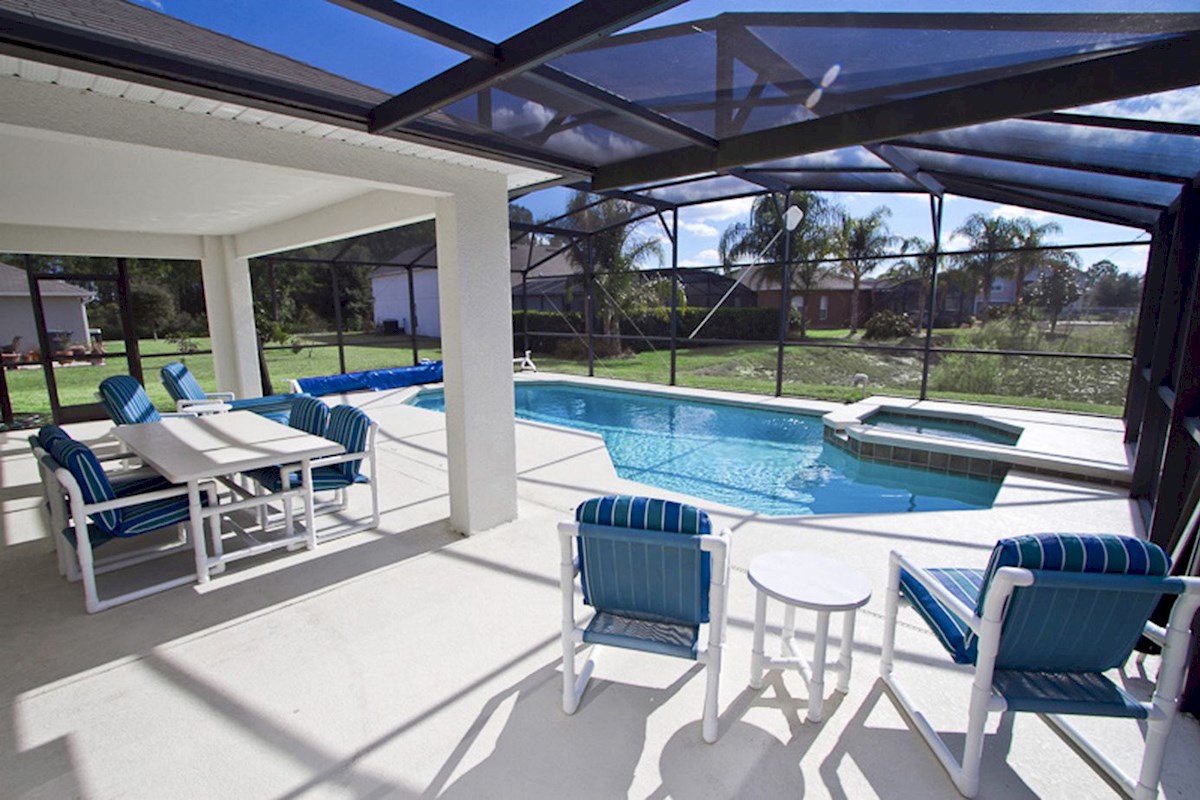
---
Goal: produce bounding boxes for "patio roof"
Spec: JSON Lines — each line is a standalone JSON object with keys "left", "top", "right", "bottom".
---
{"left": 2, "top": 1, "right": 1197, "bottom": 229}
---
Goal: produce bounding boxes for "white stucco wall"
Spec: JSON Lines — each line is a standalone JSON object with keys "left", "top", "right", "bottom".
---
{"left": 0, "top": 295, "right": 90, "bottom": 353}
{"left": 371, "top": 269, "right": 440, "bottom": 337}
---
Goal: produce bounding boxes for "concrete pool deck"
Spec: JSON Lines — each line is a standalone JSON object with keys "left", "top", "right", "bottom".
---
{"left": 1, "top": 379, "right": 1195, "bottom": 799}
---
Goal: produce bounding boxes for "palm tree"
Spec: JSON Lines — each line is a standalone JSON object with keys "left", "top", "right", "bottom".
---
{"left": 953, "top": 213, "right": 1018, "bottom": 322}
{"left": 1008, "top": 217, "right": 1063, "bottom": 306}
{"left": 561, "top": 195, "right": 663, "bottom": 354}
{"left": 834, "top": 206, "right": 895, "bottom": 334}
{"left": 882, "top": 236, "right": 937, "bottom": 331}
{"left": 718, "top": 193, "right": 838, "bottom": 336}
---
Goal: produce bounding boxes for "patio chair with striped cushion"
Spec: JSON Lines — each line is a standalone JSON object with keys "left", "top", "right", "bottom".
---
{"left": 98, "top": 375, "right": 163, "bottom": 424}
{"left": 241, "top": 404, "right": 379, "bottom": 541}
{"left": 30, "top": 425, "right": 174, "bottom": 581}
{"left": 557, "top": 495, "right": 732, "bottom": 743}
{"left": 160, "top": 361, "right": 307, "bottom": 424}
{"left": 47, "top": 437, "right": 220, "bottom": 613}
{"left": 881, "top": 533, "right": 1200, "bottom": 799}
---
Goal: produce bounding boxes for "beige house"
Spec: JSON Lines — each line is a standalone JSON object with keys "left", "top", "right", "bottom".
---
{"left": 0, "top": 260, "right": 94, "bottom": 353}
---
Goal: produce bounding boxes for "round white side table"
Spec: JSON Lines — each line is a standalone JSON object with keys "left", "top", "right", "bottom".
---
{"left": 748, "top": 550, "right": 872, "bottom": 723}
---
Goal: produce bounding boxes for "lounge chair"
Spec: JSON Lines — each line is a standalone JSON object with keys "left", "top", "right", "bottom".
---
{"left": 881, "top": 533, "right": 1200, "bottom": 799}
{"left": 160, "top": 361, "right": 307, "bottom": 424}
{"left": 557, "top": 495, "right": 731, "bottom": 743}
{"left": 45, "top": 436, "right": 219, "bottom": 612}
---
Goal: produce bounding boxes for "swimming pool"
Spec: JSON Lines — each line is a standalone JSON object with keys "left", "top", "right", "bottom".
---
{"left": 409, "top": 383, "right": 1001, "bottom": 516}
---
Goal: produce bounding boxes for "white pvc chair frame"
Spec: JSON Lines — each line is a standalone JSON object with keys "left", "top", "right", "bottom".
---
{"left": 557, "top": 520, "right": 731, "bottom": 744}
{"left": 175, "top": 390, "right": 235, "bottom": 412}
{"left": 880, "top": 549, "right": 1200, "bottom": 800}
{"left": 255, "top": 421, "right": 380, "bottom": 543}
{"left": 30, "top": 440, "right": 181, "bottom": 582}
{"left": 52, "top": 464, "right": 221, "bottom": 613}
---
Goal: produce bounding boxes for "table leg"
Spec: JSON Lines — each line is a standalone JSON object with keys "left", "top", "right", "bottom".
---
{"left": 809, "top": 610, "right": 831, "bottom": 723}
{"left": 301, "top": 458, "right": 317, "bottom": 550}
{"left": 837, "top": 609, "right": 857, "bottom": 694}
{"left": 750, "top": 590, "right": 768, "bottom": 690}
{"left": 188, "top": 481, "right": 209, "bottom": 584}
{"left": 782, "top": 603, "right": 796, "bottom": 656}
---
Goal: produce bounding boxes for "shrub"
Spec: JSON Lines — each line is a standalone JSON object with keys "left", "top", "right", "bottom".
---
{"left": 931, "top": 353, "right": 1002, "bottom": 394}
{"left": 862, "top": 310, "right": 915, "bottom": 340}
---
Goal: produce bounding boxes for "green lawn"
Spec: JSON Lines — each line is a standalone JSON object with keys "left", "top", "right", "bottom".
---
{"left": 3, "top": 333, "right": 440, "bottom": 418}
{"left": 3, "top": 321, "right": 1130, "bottom": 425}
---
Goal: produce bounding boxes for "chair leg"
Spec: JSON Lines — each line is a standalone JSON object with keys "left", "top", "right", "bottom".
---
{"left": 703, "top": 641, "right": 722, "bottom": 743}
{"left": 562, "top": 639, "right": 596, "bottom": 715}
{"left": 74, "top": 521, "right": 101, "bottom": 614}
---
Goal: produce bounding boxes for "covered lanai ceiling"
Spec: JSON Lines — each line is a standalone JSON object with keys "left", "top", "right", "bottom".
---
{"left": 1, "top": 1, "right": 1198, "bottom": 230}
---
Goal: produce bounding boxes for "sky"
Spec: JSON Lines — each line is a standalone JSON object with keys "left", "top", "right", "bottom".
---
{"left": 131, "top": 0, "right": 1192, "bottom": 274}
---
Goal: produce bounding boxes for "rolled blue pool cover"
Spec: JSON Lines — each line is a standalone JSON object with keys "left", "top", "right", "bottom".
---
{"left": 295, "top": 361, "right": 443, "bottom": 397}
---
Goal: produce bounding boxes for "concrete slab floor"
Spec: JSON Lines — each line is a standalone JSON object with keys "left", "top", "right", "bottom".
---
{"left": 1, "top": 386, "right": 1196, "bottom": 799}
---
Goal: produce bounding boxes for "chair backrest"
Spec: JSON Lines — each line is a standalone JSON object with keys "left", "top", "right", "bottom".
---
{"left": 976, "top": 533, "right": 1172, "bottom": 671}
{"left": 49, "top": 437, "right": 121, "bottom": 536}
{"left": 574, "top": 495, "right": 713, "bottom": 625}
{"left": 160, "top": 361, "right": 206, "bottom": 402}
{"left": 290, "top": 396, "right": 331, "bottom": 437}
{"left": 98, "top": 375, "right": 162, "bottom": 424}
{"left": 37, "top": 424, "right": 72, "bottom": 451}
{"left": 326, "top": 405, "right": 372, "bottom": 480}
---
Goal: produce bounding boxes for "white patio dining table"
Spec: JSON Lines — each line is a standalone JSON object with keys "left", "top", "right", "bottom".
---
{"left": 110, "top": 410, "right": 344, "bottom": 583}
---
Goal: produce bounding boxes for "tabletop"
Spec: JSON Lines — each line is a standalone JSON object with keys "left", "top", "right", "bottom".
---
{"left": 111, "top": 410, "right": 344, "bottom": 484}
{"left": 748, "top": 551, "right": 872, "bottom": 611}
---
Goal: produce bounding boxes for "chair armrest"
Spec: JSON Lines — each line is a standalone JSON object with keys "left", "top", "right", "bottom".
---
{"left": 69, "top": 481, "right": 193, "bottom": 514}
{"left": 891, "top": 551, "right": 985, "bottom": 636}
{"left": 175, "top": 396, "right": 232, "bottom": 411}
{"left": 309, "top": 450, "right": 365, "bottom": 470}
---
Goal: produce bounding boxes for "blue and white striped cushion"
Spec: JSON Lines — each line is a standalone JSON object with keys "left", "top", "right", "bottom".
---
{"left": 900, "top": 567, "right": 984, "bottom": 665}
{"left": 289, "top": 396, "right": 330, "bottom": 437}
{"left": 975, "top": 533, "right": 1170, "bottom": 616}
{"left": 242, "top": 465, "right": 365, "bottom": 493}
{"left": 327, "top": 405, "right": 371, "bottom": 481}
{"left": 50, "top": 438, "right": 121, "bottom": 536}
{"left": 37, "top": 424, "right": 71, "bottom": 450}
{"left": 98, "top": 376, "right": 162, "bottom": 425}
{"left": 575, "top": 495, "right": 711, "bottom": 535}
{"left": 118, "top": 495, "right": 194, "bottom": 536}
{"left": 160, "top": 362, "right": 207, "bottom": 402}
{"left": 111, "top": 472, "right": 173, "bottom": 497}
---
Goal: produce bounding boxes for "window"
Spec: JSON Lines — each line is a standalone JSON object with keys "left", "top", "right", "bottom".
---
{"left": 819, "top": 295, "right": 829, "bottom": 321}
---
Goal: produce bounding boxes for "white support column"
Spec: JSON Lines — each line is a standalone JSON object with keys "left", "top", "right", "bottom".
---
{"left": 200, "top": 235, "right": 261, "bottom": 399}
{"left": 435, "top": 175, "right": 518, "bottom": 534}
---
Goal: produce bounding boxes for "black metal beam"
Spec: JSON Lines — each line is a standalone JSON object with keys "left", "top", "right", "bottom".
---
{"left": 890, "top": 138, "right": 1193, "bottom": 185}
{"left": 329, "top": 1, "right": 499, "bottom": 61}
{"left": 923, "top": 169, "right": 1173, "bottom": 212}
{"left": 528, "top": 66, "right": 718, "bottom": 149}
{"left": 593, "top": 31, "right": 1200, "bottom": 190}
{"left": 719, "top": 12, "right": 1200, "bottom": 34}
{"left": 1026, "top": 111, "right": 1200, "bottom": 138}
{"left": 937, "top": 174, "right": 1156, "bottom": 229}
{"left": 369, "top": 0, "right": 688, "bottom": 134}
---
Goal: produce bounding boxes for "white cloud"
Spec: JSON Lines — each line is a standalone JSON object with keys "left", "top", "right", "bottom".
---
{"left": 992, "top": 205, "right": 1053, "bottom": 221}
{"left": 684, "top": 196, "right": 756, "bottom": 223}
{"left": 942, "top": 232, "right": 971, "bottom": 252}
{"left": 681, "top": 221, "right": 719, "bottom": 237}
{"left": 1074, "top": 87, "right": 1200, "bottom": 125}
{"left": 679, "top": 248, "right": 721, "bottom": 267}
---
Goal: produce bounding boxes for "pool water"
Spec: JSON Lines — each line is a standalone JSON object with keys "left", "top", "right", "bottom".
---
{"left": 410, "top": 384, "right": 1001, "bottom": 516}
{"left": 866, "top": 411, "right": 1020, "bottom": 446}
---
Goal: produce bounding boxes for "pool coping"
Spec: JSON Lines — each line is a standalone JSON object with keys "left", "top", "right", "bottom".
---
{"left": 824, "top": 397, "right": 1130, "bottom": 486}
